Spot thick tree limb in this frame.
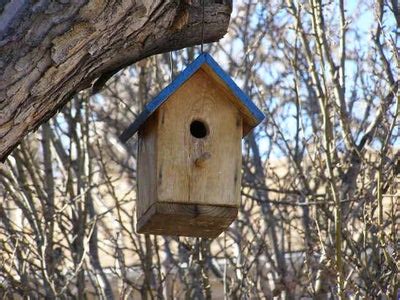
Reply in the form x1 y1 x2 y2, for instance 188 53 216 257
0 0 232 161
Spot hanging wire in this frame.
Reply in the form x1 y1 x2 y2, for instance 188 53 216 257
223 231 227 300
169 51 174 81
200 0 205 53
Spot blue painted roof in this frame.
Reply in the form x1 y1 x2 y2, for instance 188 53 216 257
119 53 265 143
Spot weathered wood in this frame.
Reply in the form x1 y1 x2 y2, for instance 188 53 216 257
136 69 242 237
201 64 259 135
137 202 238 238
0 0 232 161
156 69 242 207
137 112 159 219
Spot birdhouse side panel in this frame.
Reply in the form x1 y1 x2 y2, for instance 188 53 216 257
156 69 242 208
137 112 159 219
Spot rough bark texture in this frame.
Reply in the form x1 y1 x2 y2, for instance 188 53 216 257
0 0 232 161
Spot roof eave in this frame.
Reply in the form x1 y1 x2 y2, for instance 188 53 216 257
119 53 265 143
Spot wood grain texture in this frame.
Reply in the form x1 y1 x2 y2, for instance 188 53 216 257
200 64 258 135
0 0 232 161
136 69 242 236
156 69 242 207
137 112 159 218
137 202 238 238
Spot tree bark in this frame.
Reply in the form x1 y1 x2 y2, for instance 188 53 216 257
0 0 232 161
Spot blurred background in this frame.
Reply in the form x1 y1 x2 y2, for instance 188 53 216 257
0 0 398 298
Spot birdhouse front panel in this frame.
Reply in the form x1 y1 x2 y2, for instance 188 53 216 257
157 69 242 207
136 70 242 237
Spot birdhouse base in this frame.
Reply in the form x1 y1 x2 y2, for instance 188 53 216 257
137 203 238 238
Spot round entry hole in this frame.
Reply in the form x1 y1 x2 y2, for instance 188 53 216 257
190 120 208 139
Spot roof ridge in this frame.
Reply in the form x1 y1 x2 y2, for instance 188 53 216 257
119 53 264 143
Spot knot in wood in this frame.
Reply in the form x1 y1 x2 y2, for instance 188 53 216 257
195 152 211 168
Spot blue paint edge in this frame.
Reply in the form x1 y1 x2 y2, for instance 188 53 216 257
204 54 265 123
119 53 265 143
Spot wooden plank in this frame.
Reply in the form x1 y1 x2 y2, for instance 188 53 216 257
156 69 242 208
136 112 159 219
200 63 258 135
137 202 238 238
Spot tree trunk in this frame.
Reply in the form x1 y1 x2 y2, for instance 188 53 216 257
0 0 231 161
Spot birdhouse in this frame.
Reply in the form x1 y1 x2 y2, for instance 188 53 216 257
120 53 264 238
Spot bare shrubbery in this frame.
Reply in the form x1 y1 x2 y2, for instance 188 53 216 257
1 0 398 298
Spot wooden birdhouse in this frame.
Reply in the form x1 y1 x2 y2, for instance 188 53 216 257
120 53 264 238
